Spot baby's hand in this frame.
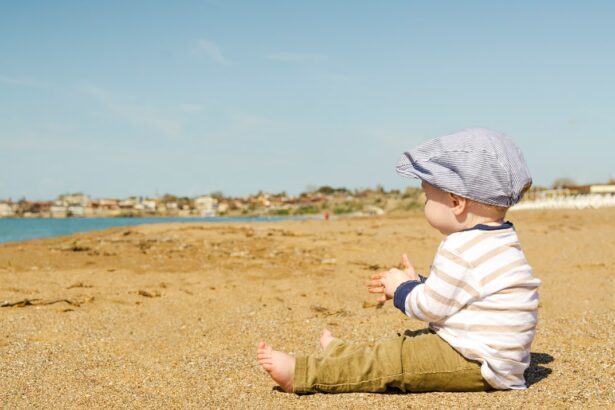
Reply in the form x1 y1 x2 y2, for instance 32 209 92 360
380 268 413 299
367 271 389 304
367 254 418 304
398 254 418 281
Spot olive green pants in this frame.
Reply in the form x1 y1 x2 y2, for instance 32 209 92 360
293 329 491 394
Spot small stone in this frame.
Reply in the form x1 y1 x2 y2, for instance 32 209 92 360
138 290 161 298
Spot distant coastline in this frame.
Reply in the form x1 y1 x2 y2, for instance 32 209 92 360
2 182 614 220
0 186 421 220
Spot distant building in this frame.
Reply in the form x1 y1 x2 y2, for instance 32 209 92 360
194 195 217 216
119 198 138 209
15 201 52 216
532 184 615 198
97 199 120 209
590 184 615 194
50 201 68 218
87 198 120 217
217 202 229 214
67 205 85 217
364 205 385 216
226 199 247 211
513 182 615 210
0 202 15 217
142 199 157 211
59 193 89 207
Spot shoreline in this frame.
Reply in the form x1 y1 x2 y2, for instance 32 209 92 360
0 214 323 245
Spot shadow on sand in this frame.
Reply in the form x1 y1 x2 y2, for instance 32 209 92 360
525 352 554 386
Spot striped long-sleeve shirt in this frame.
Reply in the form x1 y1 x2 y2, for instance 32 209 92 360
394 221 540 390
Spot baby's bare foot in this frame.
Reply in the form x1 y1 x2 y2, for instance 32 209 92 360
319 328 334 350
257 341 295 393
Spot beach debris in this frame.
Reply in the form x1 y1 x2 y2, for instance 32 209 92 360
1 296 94 308
310 305 351 317
350 261 383 271
1 298 40 307
230 251 249 257
138 240 155 254
320 258 337 264
66 282 93 289
60 242 92 252
362 300 383 309
138 289 161 298
311 305 329 314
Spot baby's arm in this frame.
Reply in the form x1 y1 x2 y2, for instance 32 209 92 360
394 247 477 322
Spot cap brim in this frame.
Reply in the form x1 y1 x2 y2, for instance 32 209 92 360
395 152 425 180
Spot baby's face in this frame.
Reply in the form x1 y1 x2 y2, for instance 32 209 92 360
421 181 460 235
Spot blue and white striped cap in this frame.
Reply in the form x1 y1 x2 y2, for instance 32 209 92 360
396 128 532 207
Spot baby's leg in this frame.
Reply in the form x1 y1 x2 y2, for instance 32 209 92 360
294 332 406 394
259 329 489 394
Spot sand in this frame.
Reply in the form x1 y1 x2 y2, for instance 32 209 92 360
0 209 613 409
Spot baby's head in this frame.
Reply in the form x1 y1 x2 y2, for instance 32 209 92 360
396 128 531 235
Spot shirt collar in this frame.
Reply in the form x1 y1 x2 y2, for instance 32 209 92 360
462 221 514 232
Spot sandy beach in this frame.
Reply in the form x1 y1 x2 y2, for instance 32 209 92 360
1 209 613 409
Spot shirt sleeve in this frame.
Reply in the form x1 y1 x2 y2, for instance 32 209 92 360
401 244 480 322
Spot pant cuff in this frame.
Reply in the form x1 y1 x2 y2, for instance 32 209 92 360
293 338 345 394
293 355 309 394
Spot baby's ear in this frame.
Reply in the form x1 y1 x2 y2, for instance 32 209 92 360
449 193 467 215
448 192 458 205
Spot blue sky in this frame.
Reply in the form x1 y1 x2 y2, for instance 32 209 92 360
1 1 614 200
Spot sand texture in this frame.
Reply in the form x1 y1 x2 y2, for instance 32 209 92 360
1 209 614 409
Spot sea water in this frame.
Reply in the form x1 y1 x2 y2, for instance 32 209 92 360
0 216 313 244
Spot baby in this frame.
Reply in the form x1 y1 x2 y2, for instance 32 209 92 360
257 128 541 393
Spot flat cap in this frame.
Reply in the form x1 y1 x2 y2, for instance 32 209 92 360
396 128 532 207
